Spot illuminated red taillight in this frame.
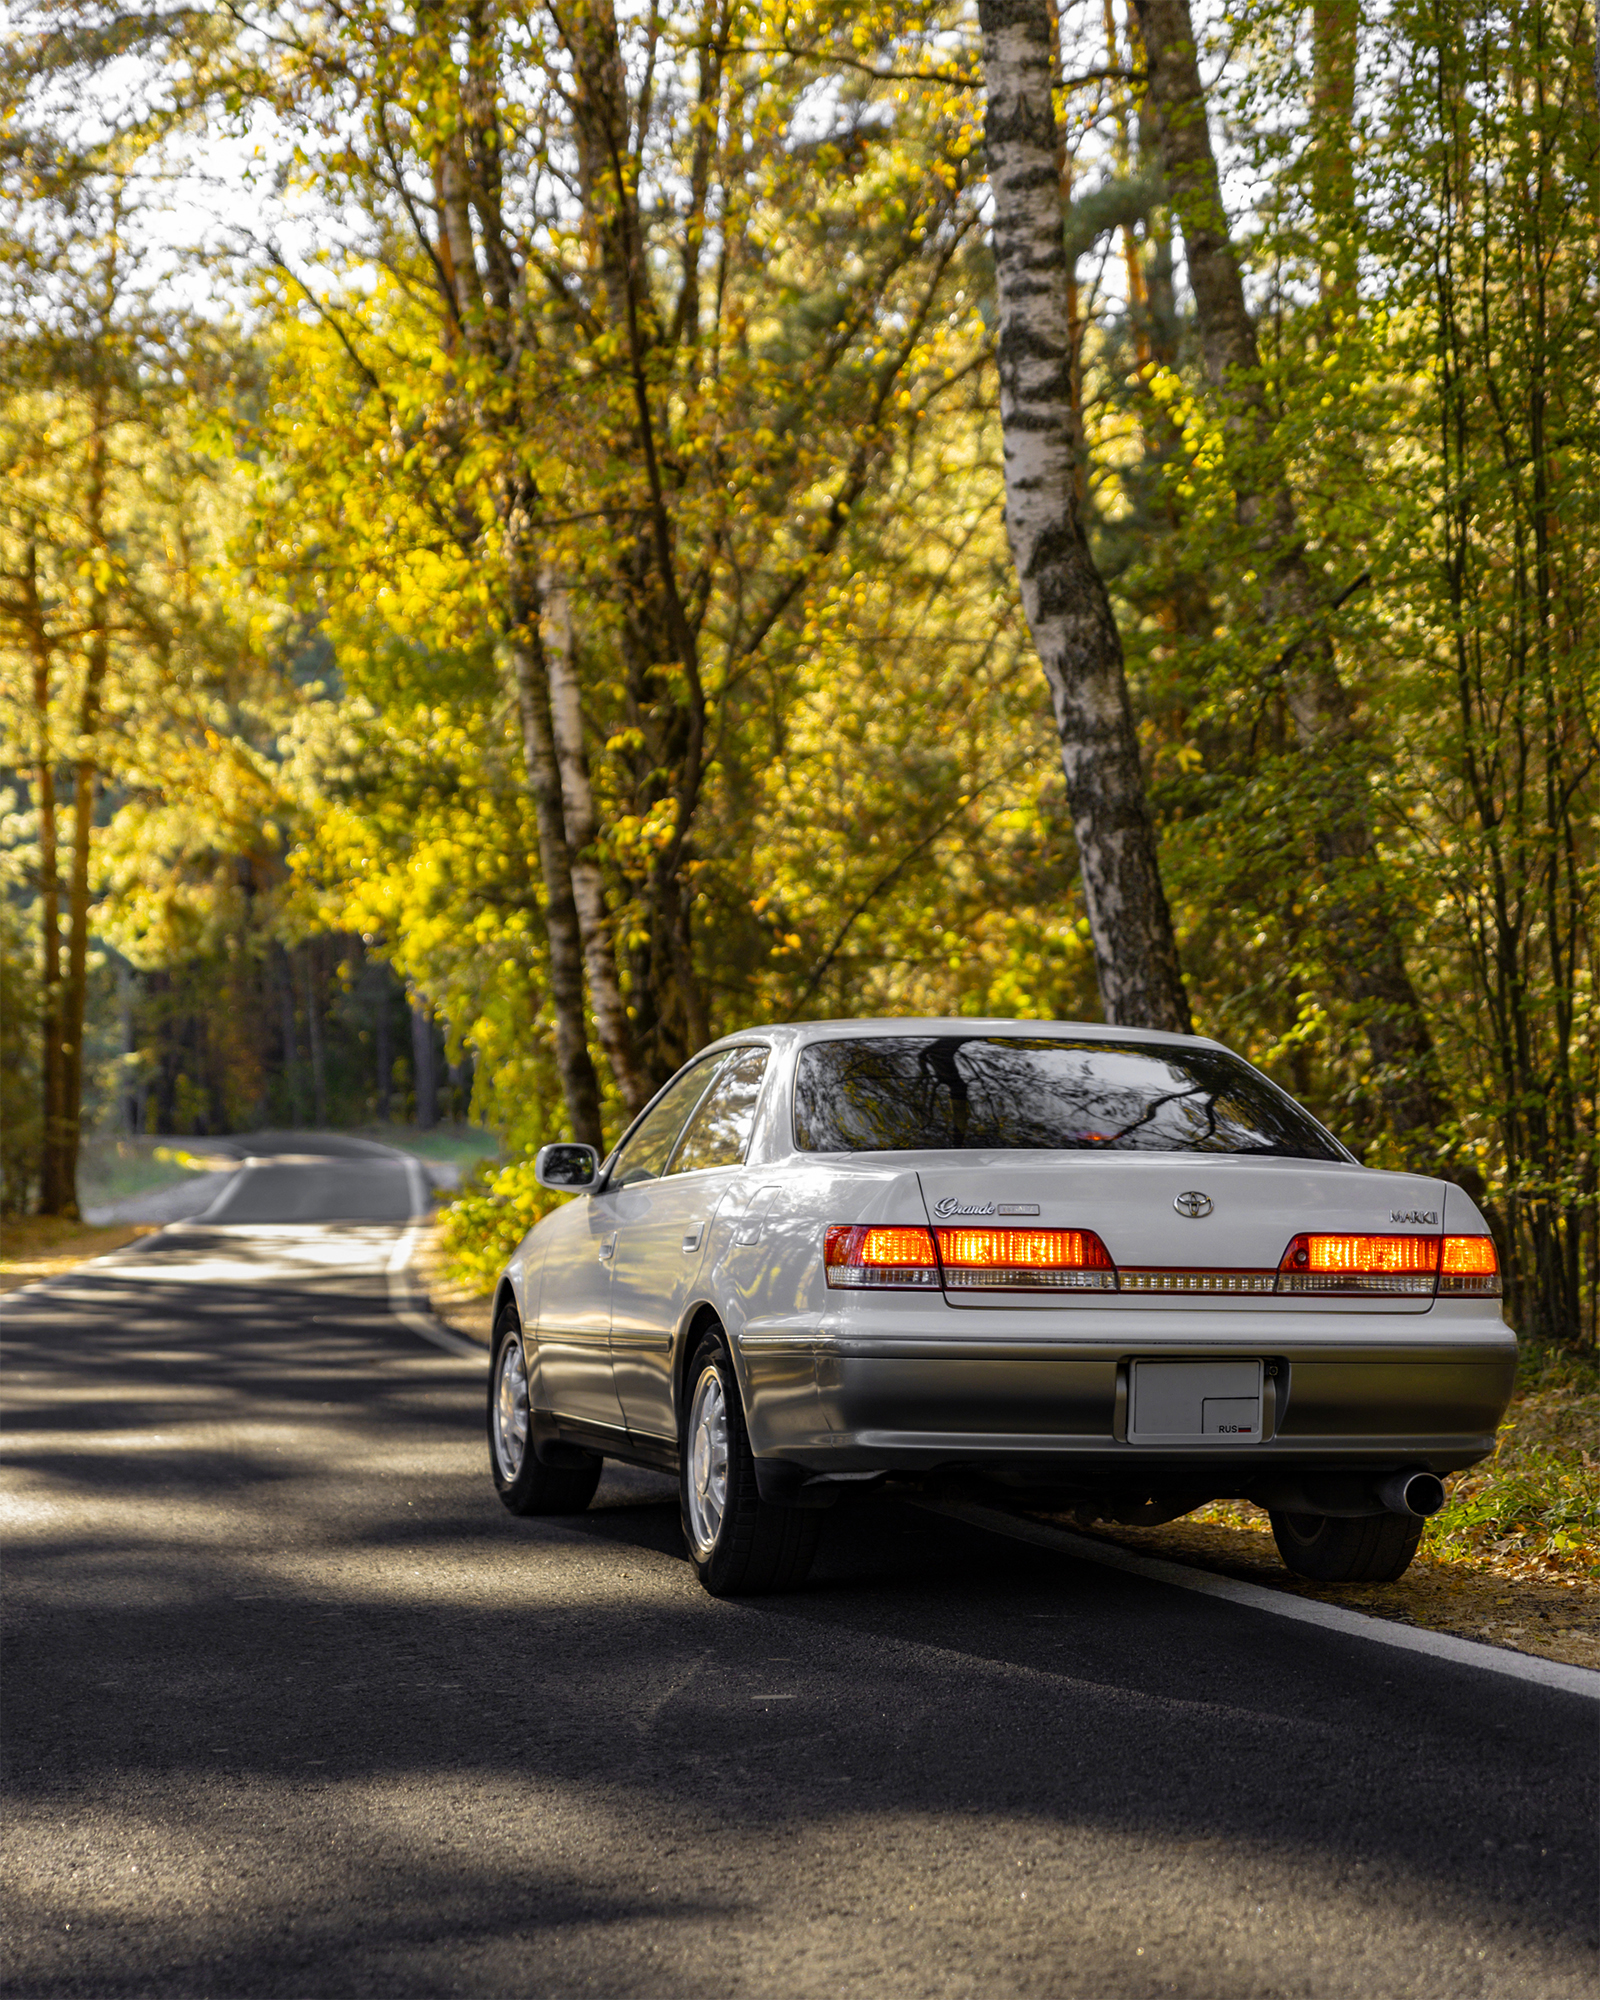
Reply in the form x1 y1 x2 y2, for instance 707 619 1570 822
1439 1235 1501 1296
935 1226 1117 1291
824 1224 940 1288
1277 1234 1438 1296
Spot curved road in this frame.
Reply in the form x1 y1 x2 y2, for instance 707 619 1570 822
2 1143 1595 1998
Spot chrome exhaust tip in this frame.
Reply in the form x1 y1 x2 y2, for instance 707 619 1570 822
1377 1470 1446 1519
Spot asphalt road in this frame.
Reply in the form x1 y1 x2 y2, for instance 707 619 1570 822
3 1144 1596 1999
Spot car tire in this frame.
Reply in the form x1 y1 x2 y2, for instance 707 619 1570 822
489 1307 602 1515
1269 1508 1424 1583
680 1329 821 1597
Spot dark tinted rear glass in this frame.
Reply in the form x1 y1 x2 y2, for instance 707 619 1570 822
792 1036 1342 1159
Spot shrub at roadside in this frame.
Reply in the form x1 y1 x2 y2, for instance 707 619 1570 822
434 1159 563 1296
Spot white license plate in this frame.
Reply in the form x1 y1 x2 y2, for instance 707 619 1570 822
1128 1360 1263 1442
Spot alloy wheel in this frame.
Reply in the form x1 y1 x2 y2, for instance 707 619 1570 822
686 1367 730 1558
493 1335 530 1481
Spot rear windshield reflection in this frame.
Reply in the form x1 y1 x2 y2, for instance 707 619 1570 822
792 1036 1342 1159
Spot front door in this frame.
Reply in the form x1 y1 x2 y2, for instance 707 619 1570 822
530 1192 626 1434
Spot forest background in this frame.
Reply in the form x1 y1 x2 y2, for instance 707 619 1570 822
2 0 1596 1350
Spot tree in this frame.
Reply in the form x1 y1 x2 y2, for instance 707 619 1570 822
977 0 1190 1034
248 0 992 1139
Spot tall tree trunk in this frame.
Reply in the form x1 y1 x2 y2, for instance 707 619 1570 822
302 942 328 1125
25 542 68 1214
978 0 1192 1034
410 1000 437 1130
118 959 138 1135
277 942 304 1126
568 0 712 1063
506 548 606 1150
59 386 116 1220
427 54 608 1147
1132 0 1456 1150
544 578 651 1114
375 968 392 1123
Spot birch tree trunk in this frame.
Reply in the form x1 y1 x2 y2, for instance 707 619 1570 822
978 0 1191 1034
1132 0 1456 1148
506 548 606 1150
544 580 651 1116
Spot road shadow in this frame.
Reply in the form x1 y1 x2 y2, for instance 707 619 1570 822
4 1247 1596 1998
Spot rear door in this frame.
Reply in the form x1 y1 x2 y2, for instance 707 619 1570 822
611 1046 771 1441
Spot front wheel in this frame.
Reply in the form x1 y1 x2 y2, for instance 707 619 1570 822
1269 1509 1424 1583
488 1309 602 1516
680 1330 820 1597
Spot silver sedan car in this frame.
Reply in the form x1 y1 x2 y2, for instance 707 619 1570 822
486 1019 1514 1596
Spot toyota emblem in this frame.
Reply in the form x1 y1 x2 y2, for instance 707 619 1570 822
1173 1190 1213 1219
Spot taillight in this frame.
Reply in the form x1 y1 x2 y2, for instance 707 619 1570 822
824 1224 939 1288
1439 1235 1501 1296
1277 1234 1439 1295
936 1226 1116 1291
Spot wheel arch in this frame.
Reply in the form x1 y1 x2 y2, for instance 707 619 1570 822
491 1275 519 1335
674 1300 727 1434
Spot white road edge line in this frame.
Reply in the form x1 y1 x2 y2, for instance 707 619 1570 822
386 1160 488 1361
919 1496 1600 1701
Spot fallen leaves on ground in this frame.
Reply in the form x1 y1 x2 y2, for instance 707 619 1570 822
0 1219 159 1294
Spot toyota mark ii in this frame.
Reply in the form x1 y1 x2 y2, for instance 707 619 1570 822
486 1019 1514 1596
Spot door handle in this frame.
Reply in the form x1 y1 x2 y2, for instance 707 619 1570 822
681 1228 702 1254
598 1233 616 1262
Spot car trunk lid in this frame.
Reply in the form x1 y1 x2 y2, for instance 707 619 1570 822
915 1154 1447 1311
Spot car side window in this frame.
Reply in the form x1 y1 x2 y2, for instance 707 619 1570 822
608 1056 728 1190
667 1047 771 1175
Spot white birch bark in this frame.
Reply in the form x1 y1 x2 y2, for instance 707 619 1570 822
979 0 1191 1033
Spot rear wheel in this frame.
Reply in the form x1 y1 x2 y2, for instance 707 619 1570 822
680 1330 820 1596
1269 1509 1424 1583
489 1308 602 1515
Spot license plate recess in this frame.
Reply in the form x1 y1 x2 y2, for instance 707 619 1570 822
1128 1359 1264 1443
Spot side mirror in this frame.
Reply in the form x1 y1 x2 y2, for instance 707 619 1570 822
534 1142 600 1192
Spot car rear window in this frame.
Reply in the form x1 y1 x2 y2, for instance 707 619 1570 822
792 1035 1343 1159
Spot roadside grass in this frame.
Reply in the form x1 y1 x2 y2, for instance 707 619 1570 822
348 1123 500 1177
76 1135 235 1210
0 1215 158 1293
1425 1344 1599 1579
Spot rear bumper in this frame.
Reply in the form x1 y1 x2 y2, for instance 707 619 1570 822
732 1302 1516 1489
